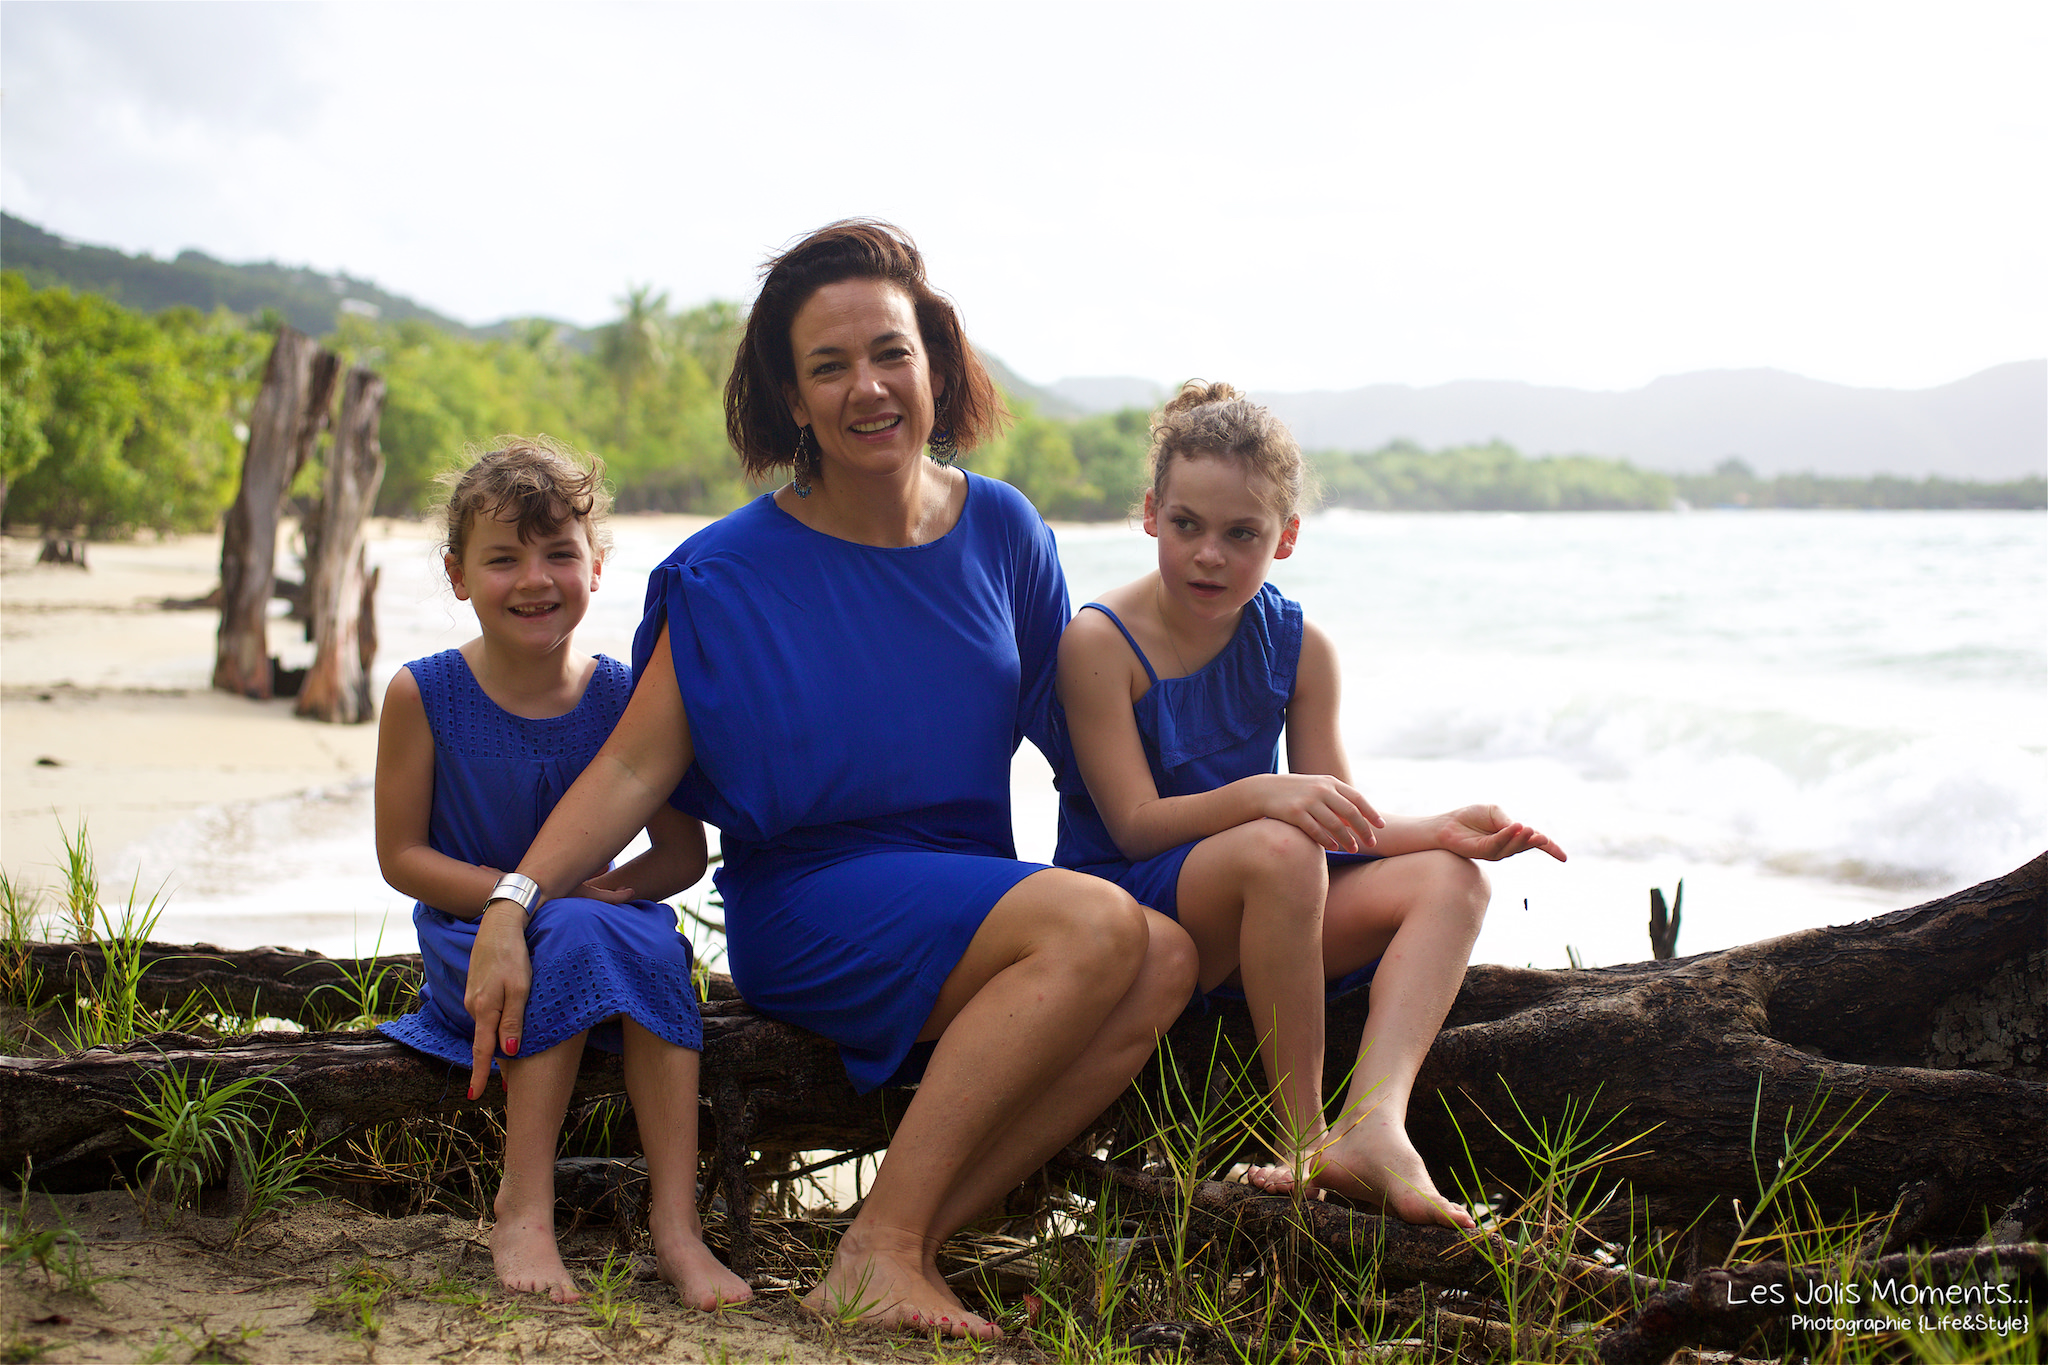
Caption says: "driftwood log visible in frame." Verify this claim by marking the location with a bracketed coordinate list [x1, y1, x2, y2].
[8, 855, 2043, 1233]
[294, 366, 387, 723]
[213, 327, 338, 699]
[6, 856, 2044, 1358]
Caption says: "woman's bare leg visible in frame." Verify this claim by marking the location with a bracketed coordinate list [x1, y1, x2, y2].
[493, 1032, 588, 1302]
[803, 870, 1195, 1340]
[619, 1019, 752, 1310]
[1172, 819, 1335, 1167]
[1310, 850, 1488, 1228]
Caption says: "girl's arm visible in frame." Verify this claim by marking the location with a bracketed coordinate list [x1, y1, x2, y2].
[1288, 622, 1568, 864]
[465, 626, 697, 1096]
[375, 667, 507, 917]
[582, 804, 709, 904]
[1058, 610, 1382, 863]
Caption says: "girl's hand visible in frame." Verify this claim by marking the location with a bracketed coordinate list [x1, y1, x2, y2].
[464, 904, 533, 1099]
[1439, 805, 1568, 862]
[1249, 773, 1384, 853]
[573, 869, 638, 904]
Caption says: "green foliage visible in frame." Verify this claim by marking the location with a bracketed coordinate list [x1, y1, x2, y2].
[2, 1182, 111, 1299]
[1675, 456, 2047, 510]
[1, 272, 265, 535]
[125, 1066, 278, 1225]
[312, 1260, 399, 1340]
[1316, 439, 1679, 512]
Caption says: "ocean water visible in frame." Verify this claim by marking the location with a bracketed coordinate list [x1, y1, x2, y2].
[123, 508, 2048, 971]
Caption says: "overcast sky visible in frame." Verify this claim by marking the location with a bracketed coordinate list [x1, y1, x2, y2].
[2, 1, 2042, 393]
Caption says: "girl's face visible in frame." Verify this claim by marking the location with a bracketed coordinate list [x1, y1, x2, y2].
[1143, 454, 1298, 621]
[445, 508, 601, 654]
[783, 278, 942, 482]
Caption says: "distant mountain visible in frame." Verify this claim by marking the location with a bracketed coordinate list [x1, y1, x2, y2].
[1, 211, 479, 338]
[1046, 376, 1168, 414]
[1253, 365, 2047, 480]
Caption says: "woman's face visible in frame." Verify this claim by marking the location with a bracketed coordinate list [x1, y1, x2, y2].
[783, 278, 942, 481]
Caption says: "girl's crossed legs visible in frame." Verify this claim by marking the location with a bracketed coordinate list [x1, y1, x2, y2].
[1173, 819, 1487, 1229]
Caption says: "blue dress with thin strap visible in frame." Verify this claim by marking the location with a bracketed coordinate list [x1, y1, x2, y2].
[378, 650, 702, 1066]
[632, 474, 1069, 1093]
[1053, 583, 1378, 1000]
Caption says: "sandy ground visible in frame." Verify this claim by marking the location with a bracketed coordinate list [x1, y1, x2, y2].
[1, 1191, 993, 1364]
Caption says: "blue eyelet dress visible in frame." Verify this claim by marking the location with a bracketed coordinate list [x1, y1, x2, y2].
[1053, 583, 1380, 1002]
[632, 474, 1070, 1094]
[379, 650, 703, 1067]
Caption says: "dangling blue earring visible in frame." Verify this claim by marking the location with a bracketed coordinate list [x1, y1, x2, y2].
[791, 426, 814, 498]
[927, 404, 958, 468]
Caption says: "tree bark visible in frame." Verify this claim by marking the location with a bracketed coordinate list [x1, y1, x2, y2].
[294, 368, 386, 723]
[213, 329, 338, 699]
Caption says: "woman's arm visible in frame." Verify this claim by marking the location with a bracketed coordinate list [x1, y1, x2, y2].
[465, 626, 697, 1096]
[1058, 611, 1381, 862]
[374, 667, 505, 917]
[1288, 623, 1566, 863]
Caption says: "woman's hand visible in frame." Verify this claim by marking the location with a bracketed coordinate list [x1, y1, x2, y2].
[1246, 773, 1384, 853]
[464, 903, 533, 1099]
[1437, 805, 1568, 862]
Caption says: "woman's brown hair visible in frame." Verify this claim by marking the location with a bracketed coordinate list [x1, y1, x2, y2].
[725, 219, 1007, 482]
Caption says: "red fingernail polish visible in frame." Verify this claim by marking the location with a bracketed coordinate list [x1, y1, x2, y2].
[504, 1037, 518, 1054]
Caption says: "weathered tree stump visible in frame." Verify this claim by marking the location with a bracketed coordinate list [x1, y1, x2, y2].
[213, 328, 338, 699]
[294, 367, 386, 723]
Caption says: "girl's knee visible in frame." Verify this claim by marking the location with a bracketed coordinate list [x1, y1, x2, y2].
[1419, 850, 1490, 925]
[1144, 911, 1200, 996]
[1235, 819, 1327, 888]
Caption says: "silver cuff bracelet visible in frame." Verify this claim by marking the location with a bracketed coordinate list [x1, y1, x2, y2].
[487, 872, 542, 916]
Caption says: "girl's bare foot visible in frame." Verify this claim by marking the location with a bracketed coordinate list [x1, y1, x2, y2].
[652, 1217, 752, 1311]
[1311, 1118, 1476, 1229]
[803, 1225, 1001, 1341]
[491, 1210, 583, 1303]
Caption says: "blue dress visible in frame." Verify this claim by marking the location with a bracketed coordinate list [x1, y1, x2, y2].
[632, 474, 1069, 1093]
[1053, 583, 1378, 1001]
[379, 650, 703, 1067]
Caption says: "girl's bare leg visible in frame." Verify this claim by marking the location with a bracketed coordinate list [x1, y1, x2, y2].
[1310, 850, 1488, 1228]
[493, 1032, 589, 1301]
[1172, 819, 1336, 1171]
[620, 1018, 752, 1310]
[803, 870, 1196, 1341]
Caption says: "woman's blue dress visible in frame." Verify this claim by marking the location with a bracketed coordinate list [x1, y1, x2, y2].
[1053, 583, 1378, 1001]
[379, 649, 702, 1067]
[632, 473, 1068, 1093]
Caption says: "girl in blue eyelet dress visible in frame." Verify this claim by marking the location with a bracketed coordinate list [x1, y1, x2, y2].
[374, 438, 748, 1310]
[1054, 382, 1567, 1229]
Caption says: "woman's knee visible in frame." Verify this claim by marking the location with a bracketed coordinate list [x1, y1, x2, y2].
[1025, 870, 1153, 972]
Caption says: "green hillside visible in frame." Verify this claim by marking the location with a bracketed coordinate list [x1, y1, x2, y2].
[0, 213, 478, 339]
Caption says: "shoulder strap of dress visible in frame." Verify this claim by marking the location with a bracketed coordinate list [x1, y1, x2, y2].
[1079, 602, 1160, 685]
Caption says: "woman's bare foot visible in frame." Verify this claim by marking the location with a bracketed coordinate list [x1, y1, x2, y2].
[1311, 1118, 1476, 1229]
[803, 1225, 1001, 1341]
[490, 1210, 583, 1303]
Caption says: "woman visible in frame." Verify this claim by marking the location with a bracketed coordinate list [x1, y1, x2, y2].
[462, 220, 1197, 1340]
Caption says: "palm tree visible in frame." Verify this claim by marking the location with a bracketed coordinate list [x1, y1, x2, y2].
[596, 284, 670, 449]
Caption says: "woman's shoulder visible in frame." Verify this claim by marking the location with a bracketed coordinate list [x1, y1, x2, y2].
[963, 470, 1049, 533]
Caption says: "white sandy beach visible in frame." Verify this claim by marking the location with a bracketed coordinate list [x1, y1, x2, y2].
[0, 518, 720, 924]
